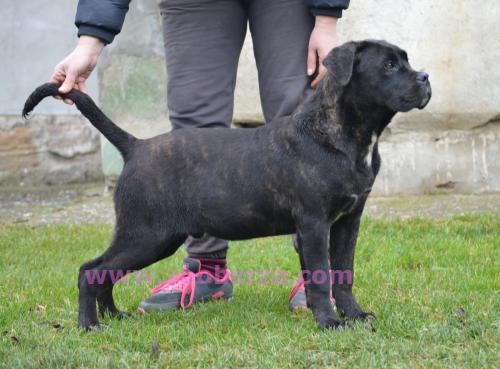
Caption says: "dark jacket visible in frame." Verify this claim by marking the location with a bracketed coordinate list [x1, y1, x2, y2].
[75, 0, 350, 44]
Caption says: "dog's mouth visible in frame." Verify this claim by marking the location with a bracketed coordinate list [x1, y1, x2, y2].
[402, 85, 432, 111]
[418, 89, 432, 110]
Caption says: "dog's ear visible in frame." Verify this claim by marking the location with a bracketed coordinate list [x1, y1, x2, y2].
[323, 42, 357, 87]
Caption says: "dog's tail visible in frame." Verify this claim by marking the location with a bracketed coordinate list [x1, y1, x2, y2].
[22, 82, 136, 158]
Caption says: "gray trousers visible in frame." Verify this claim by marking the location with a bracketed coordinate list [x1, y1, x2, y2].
[159, 0, 314, 258]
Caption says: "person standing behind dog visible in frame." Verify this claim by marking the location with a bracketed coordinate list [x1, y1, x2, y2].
[50, 0, 350, 312]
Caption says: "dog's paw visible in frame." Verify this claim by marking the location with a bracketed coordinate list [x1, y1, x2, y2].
[349, 311, 377, 321]
[115, 311, 132, 320]
[358, 311, 376, 321]
[78, 314, 104, 331]
[342, 310, 376, 322]
[106, 310, 132, 320]
[317, 315, 347, 330]
[79, 321, 104, 331]
[99, 308, 132, 320]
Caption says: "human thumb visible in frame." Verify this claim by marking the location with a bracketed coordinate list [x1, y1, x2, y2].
[59, 70, 77, 94]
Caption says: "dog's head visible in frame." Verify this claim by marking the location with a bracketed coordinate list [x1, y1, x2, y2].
[323, 40, 432, 112]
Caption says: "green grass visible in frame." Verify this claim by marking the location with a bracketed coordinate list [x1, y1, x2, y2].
[0, 214, 499, 368]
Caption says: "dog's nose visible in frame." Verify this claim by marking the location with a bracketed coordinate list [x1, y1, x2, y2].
[416, 72, 429, 84]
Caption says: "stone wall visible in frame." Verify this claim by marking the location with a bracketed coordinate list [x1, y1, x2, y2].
[340, 0, 500, 194]
[1, 0, 499, 194]
[0, 115, 101, 186]
[0, 0, 102, 186]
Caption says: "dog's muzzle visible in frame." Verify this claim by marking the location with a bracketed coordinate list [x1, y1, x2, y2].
[418, 85, 432, 109]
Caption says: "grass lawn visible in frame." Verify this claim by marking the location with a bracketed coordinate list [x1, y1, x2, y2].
[0, 214, 499, 368]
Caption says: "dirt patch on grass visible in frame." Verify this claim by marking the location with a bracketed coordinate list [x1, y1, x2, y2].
[0, 182, 499, 226]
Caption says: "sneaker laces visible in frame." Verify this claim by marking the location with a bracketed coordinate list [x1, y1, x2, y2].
[151, 264, 231, 309]
[151, 264, 197, 309]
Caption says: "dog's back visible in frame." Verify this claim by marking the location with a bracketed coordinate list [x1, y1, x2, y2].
[115, 121, 300, 240]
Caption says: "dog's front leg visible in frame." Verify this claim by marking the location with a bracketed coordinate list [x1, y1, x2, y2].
[330, 208, 374, 321]
[296, 217, 344, 329]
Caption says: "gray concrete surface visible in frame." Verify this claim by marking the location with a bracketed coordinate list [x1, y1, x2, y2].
[0, 0, 102, 185]
[0, 0, 98, 115]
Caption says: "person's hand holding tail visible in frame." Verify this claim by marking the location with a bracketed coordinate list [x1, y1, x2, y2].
[50, 35, 104, 104]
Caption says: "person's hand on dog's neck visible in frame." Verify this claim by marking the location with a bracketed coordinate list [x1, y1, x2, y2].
[308, 16, 339, 88]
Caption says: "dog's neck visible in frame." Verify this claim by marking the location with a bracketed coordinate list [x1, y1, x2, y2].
[293, 77, 396, 151]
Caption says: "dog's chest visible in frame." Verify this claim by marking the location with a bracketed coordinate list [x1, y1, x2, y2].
[363, 133, 378, 167]
[330, 186, 370, 221]
[327, 155, 376, 221]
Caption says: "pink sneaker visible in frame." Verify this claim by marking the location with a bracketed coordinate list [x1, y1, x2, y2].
[138, 258, 232, 313]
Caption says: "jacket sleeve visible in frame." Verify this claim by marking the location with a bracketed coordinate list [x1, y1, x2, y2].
[306, 0, 350, 18]
[75, 0, 132, 44]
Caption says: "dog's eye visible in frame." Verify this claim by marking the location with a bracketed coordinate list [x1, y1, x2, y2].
[384, 61, 396, 71]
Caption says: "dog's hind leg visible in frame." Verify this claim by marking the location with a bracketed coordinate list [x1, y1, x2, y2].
[78, 255, 123, 321]
[78, 230, 186, 330]
[97, 233, 187, 319]
[77, 256, 104, 329]
[96, 278, 127, 319]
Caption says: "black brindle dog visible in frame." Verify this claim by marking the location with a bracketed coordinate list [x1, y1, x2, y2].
[23, 40, 431, 330]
